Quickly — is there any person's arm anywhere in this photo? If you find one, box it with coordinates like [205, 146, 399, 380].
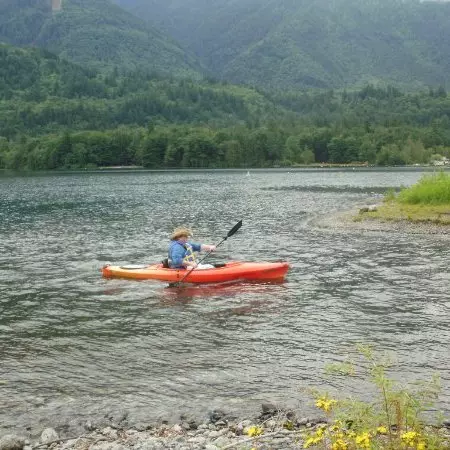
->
[191, 242, 216, 252]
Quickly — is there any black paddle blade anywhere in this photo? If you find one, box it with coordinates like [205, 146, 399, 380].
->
[227, 220, 242, 238]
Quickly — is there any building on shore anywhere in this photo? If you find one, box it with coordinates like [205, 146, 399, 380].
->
[52, 0, 62, 11]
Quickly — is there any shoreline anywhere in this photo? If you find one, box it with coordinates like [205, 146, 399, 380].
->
[1, 405, 330, 450]
[3, 405, 449, 450]
[311, 205, 450, 236]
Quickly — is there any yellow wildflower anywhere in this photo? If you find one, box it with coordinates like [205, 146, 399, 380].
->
[246, 426, 263, 437]
[416, 441, 426, 450]
[315, 396, 338, 412]
[376, 426, 388, 434]
[316, 426, 325, 437]
[401, 431, 419, 446]
[355, 432, 371, 449]
[332, 439, 348, 450]
[304, 437, 316, 448]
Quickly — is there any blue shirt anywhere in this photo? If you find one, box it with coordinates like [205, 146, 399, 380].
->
[168, 240, 201, 268]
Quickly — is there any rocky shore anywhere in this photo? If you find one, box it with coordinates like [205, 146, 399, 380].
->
[0, 405, 329, 450]
[2, 405, 449, 450]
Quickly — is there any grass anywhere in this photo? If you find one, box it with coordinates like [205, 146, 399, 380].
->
[357, 172, 450, 225]
[397, 172, 450, 205]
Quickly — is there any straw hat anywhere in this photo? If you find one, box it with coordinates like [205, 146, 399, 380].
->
[170, 226, 193, 240]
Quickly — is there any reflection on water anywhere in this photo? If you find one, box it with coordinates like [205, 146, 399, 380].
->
[0, 169, 449, 435]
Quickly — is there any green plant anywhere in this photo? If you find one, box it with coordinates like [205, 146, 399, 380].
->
[383, 189, 397, 202]
[397, 172, 450, 205]
[302, 345, 448, 449]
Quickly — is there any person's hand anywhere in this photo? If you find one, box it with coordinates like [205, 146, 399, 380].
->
[187, 262, 198, 269]
[208, 245, 216, 252]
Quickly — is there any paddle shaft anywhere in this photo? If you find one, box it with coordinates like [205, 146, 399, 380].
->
[170, 220, 242, 287]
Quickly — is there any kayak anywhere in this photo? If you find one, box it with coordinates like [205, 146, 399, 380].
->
[101, 261, 289, 284]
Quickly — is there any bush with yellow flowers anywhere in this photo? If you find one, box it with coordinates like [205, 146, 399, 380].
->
[302, 345, 449, 449]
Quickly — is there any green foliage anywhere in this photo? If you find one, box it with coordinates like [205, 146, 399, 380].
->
[114, 0, 450, 90]
[303, 345, 448, 449]
[397, 172, 450, 205]
[0, 0, 202, 78]
[3, 43, 450, 170]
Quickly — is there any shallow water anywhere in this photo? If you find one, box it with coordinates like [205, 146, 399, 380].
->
[1, 169, 449, 435]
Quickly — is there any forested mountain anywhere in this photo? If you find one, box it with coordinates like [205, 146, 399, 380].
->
[114, 0, 450, 89]
[2, 43, 450, 171]
[0, 0, 202, 77]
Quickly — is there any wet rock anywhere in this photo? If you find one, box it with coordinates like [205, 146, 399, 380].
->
[104, 410, 128, 428]
[261, 402, 278, 416]
[40, 428, 59, 444]
[0, 435, 25, 450]
[207, 409, 226, 424]
[101, 427, 118, 440]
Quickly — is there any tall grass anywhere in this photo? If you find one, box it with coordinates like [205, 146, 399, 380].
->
[398, 172, 450, 205]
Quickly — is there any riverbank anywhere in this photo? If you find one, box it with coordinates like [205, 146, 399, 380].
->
[0, 405, 328, 450]
[2, 404, 449, 450]
[312, 204, 450, 235]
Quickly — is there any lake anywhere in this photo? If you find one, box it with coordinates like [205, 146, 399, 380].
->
[0, 168, 449, 435]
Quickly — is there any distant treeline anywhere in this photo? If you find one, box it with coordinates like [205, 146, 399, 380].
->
[1, 45, 450, 170]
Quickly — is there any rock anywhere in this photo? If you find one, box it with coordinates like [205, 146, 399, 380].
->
[204, 445, 219, 450]
[101, 427, 118, 440]
[90, 443, 127, 450]
[214, 420, 227, 428]
[134, 438, 165, 450]
[261, 402, 277, 415]
[104, 410, 128, 428]
[212, 436, 231, 447]
[208, 409, 226, 424]
[187, 436, 206, 446]
[208, 430, 221, 439]
[0, 435, 25, 450]
[134, 423, 151, 432]
[359, 205, 378, 213]
[40, 428, 59, 444]
[171, 424, 183, 434]
[297, 418, 308, 426]
[60, 439, 77, 450]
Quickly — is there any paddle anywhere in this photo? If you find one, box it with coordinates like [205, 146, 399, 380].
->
[168, 220, 243, 288]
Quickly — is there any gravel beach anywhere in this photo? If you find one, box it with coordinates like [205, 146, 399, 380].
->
[0, 406, 330, 450]
[310, 206, 450, 236]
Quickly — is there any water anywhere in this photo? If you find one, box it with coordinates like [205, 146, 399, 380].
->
[1, 169, 449, 435]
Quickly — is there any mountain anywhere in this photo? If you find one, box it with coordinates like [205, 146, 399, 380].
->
[0, 42, 290, 138]
[113, 0, 450, 89]
[0, 0, 202, 78]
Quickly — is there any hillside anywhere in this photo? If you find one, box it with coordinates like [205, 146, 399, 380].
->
[0, 43, 290, 137]
[114, 0, 450, 89]
[2, 42, 450, 172]
[0, 0, 202, 77]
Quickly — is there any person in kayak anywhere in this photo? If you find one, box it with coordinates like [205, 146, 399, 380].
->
[168, 227, 216, 269]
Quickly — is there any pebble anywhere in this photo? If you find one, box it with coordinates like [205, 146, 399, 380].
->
[40, 429, 59, 445]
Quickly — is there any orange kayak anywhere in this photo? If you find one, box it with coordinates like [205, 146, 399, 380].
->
[101, 261, 289, 284]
